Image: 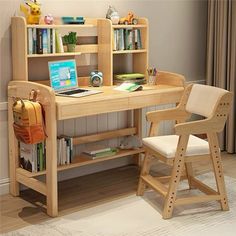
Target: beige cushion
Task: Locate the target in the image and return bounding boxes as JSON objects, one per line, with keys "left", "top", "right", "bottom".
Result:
{"left": 186, "top": 84, "right": 227, "bottom": 118}
{"left": 143, "top": 135, "right": 210, "bottom": 158}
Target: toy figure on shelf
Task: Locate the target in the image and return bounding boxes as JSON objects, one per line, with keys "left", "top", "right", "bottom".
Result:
{"left": 119, "top": 12, "right": 138, "bottom": 25}
{"left": 44, "top": 14, "right": 54, "bottom": 25}
{"left": 20, "top": 0, "right": 41, "bottom": 24}
{"left": 106, "top": 6, "right": 120, "bottom": 25}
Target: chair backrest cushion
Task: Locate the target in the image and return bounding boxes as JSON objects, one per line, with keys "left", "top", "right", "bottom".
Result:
{"left": 186, "top": 84, "right": 228, "bottom": 117}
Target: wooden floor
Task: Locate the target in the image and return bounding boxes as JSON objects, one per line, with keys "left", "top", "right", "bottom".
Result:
{"left": 0, "top": 153, "right": 235, "bottom": 234}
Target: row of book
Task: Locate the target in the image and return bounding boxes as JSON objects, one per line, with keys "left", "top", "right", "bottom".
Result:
{"left": 27, "top": 28, "right": 64, "bottom": 55}
{"left": 57, "top": 136, "right": 73, "bottom": 165}
{"left": 19, "top": 142, "right": 46, "bottom": 172}
{"left": 19, "top": 139, "right": 118, "bottom": 172}
{"left": 113, "top": 29, "right": 142, "bottom": 51}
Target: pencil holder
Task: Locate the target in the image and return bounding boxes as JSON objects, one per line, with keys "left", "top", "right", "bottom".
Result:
{"left": 147, "top": 75, "right": 157, "bottom": 85}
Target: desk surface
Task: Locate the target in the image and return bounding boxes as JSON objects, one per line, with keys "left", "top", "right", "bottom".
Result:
{"left": 55, "top": 85, "right": 184, "bottom": 120}
{"left": 8, "top": 81, "right": 184, "bottom": 120}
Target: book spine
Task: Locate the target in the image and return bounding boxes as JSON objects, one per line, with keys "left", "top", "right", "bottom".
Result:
{"left": 52, "top": 29, "right": 56, "bottom": 53}
{"left": 57, "top": 138, "right": 60, "bottom": 165}
{"left": 134, "top": 29, "right": 138, "bottom": 50}
{"left": 42, "top": 141, "right": 46, "bottom": 170}
{"left": 90, "top": 147, "right": 112, "bottom": 155}
{"left": 37, "top": 143, "right": 40, "bottom": 171}
{"left": 42, "top": 29, "right": 48, "bottom": 54}
{"left": 31, "top": 144, "right": 35, "bottom": 172}
{"left": 36, "top": 28, "right": 43, "bottom": 54}
{"left": 132, "top": 29, "right": 135, "bottom": 50}
{"left": 62, "top": 138, "right": 66, "bottom": 164}
{"left": 27, "top": 28, "right": 33, "bottom": 55}
{"left": 59, "top": 138, "right": 63, "bottom": 165}
{"left": 39, "top": 142, "right": 43, "bottom": 171}
{"left": 116, "top": 30, "right": 119, "bottom": 51}
{"left": 70, "top": 137, "right": 73, "bottom": 163}
{"left": 32, "top": 28, "right": 37, "bottom": 54}
{"left": 65, "top": 137, "right": 70, "bottom": 164}
{"left": 55, "top": 30, "right": 64, "bottom": 53}
{"left": 47, "top": 28, "right": 51, "bottom": 53}
{"left": 137, "top": 29, "right": 142, "bottom": 49}
{"left": 127, "top": 30, "right": 133, "bottom": 50}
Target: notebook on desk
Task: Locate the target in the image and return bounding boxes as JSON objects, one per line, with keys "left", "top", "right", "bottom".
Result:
{"left": 48, "top": 59, "right": 102, "bottom": 97}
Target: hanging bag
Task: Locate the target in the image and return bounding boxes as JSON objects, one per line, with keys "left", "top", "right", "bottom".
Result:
{"left": 12, "top": 90, "right": 47, "bottom": 144}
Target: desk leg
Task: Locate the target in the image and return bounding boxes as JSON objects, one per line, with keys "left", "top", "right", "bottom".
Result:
{"left": 133, "top": 108, "right": 142, "bottom": 166}
{"left": 8, "top": 98, "right": 20, "bottom": 196}
{"left": 45, "top": 105, "right": 58, "bottom": 217}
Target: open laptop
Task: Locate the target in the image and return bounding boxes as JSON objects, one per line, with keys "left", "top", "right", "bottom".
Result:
{"left": 48, "top": 59, "right": 102, "bottom": 97}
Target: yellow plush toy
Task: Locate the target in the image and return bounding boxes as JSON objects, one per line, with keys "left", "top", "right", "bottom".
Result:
{"left": 20, "top": 0, "right": 41, "bottom": 24}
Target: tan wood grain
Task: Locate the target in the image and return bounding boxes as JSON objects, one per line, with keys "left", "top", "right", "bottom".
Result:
{"left": 11, "top": 17, "right": 28, "bottom": 81}
{"left": 73, "top": 127, "right": 137, "bottom": 145}
{"left": 9, "top": 16, "right": 186, "bottom": 218}
{"left": 138, "top": 84, "right": 232, "bottom": 219}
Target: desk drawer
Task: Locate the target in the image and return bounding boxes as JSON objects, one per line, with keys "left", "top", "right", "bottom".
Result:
{"left": 57, "top": 98, "right": 129, "bottom": 120}
{"left": 129, "top": 90, "right": 183, "bottom": 109}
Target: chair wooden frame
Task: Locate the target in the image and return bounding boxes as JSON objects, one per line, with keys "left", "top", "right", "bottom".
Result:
{"left": 137, "top": 84, "right": 233, "bottom": 219}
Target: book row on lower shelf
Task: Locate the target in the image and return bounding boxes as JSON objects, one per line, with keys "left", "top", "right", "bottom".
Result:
{"left": 19, "top": 136, "right": 119, "bottom": 173}
{"left": 113, "top": 28, "right": 142, "bottom": 51}
{"left": 27, "top": 28, "right": 65, "bottom": 55}
{"left": 19, "top": 141, "right": 46, "bottom": 172}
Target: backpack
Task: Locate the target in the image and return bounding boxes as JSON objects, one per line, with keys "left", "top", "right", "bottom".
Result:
{"left": 12, "top": 90, "right": 47, "bottom": 144}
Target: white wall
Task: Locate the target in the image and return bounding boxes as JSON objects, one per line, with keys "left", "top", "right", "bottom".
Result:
{"left": 0, "top": 0, "right": 207, "bottom": 194}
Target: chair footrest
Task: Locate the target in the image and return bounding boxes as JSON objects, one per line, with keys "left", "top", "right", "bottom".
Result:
{"left": 141, "top": 175, "right": 167, "bottom": 197}
{"left": 175, "top": 194, "right": 222, "bottom": 206}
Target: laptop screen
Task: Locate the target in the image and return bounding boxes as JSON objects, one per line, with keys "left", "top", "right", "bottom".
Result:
{"left": 48, "top": 59, "right": 78, "bottom": 91}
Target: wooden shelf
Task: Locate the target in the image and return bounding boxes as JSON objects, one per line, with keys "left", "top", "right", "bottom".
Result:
{"left": 27, "top": 24, "right": 95, "bottom": 29}
{"left": 64, "top": 44, "right": 98, "bottom": 54}
{"left": 113, "top": 49, "right": 147, "bottom": 54}
{"left": 16, "top": 148, "right": 145, "bottom": 178}
{"left": 98, "top": 18, "right": 148, "bottom": 85}
{"left": 27, "top": 52, "right": 82, "bottom": 58}
{"left": 112, "top": 24, "right": 147, "bottom": 29}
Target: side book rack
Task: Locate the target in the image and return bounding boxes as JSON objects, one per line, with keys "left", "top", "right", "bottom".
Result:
{"left": 8, "top": 81, "right": 147, "bottom": 217}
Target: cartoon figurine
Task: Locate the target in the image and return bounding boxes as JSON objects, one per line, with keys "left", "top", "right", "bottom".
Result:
{"left": 119, "top": 12, "right": 138, "bottom": 25}
{"left": 20, "top": 0, "right": 41, "bottom": 24}
{"left": 44, "top": 14, "right": 54, "bottom": 25}
{"left": 106, "top": 6, "right": 120, "bottom": 25}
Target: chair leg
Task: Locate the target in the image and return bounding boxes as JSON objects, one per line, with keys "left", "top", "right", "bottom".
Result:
{"left": 185, "top": 162, "right": 194, "bottom": 189}
{"left": 137, "top": 152, "right": 152, "bottom": 196}
{"left": 163, "top": 134, "right": 189, "bottom": 219}
{"left": 207, "top": 133, "right": 229, "bottom": 211}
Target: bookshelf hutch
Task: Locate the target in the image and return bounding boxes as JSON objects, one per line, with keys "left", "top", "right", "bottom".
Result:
{"left": 12, "top": 16, "right": 148, "bottom": 86}
{"left": 9, "top": 16, "right": 185, "bottom": 216}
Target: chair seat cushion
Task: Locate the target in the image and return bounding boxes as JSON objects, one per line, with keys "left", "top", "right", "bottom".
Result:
{"left": 142, "top": 135, "right": 210, "bottom": 158}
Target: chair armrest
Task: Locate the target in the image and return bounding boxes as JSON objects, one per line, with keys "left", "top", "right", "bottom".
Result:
{"left": 175, "top": 119, "right": 218, "bottom": 135}
{"left": 146, "top": 108, "right": 190, "bottom": 123}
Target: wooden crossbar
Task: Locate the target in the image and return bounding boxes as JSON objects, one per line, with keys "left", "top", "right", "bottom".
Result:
{"left": 190, "top": 177, "right": 219, "bottom": 195}
{"left": 175, "top": 195, "right": 221, "bottom": 206}
{"left": 141, "top": 175, "right": 167, "bottom": 197}
{"left": 73, "top": 127, "right": 137, "bottom": 145}
{"left": 16, "top": 171, "right": 46, "bottom": 195}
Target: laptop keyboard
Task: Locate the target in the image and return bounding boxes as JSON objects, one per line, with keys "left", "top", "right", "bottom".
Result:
{"left": 59, "top": 88, "right": 89, "bottom": 95}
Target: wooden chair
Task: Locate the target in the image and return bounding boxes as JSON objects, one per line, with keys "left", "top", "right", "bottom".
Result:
{"left": 137, "top": 84, "right": 233, "bottom": 219}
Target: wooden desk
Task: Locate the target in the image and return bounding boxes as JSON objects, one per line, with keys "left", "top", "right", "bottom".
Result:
{"left": 8, "top": 81, "right": 184, "bottom": 217}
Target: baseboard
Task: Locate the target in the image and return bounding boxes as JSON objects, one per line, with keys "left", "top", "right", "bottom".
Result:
{"left": 0, "top": 178, "right": 10, "bottom": 195}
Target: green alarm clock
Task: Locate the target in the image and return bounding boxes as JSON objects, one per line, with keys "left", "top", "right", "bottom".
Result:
{"left": 90, "top": 71, "right": 103, "bottom": 87}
